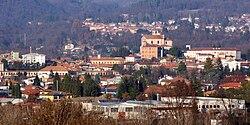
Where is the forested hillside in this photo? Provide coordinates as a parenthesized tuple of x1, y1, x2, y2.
(0, 0, 249, 57)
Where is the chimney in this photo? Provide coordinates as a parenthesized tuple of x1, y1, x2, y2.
(29, 46, 32, 53)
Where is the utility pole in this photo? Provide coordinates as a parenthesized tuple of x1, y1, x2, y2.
(57, 80, 58, 91)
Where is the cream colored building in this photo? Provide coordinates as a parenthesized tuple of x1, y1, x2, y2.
(90, 55, 125, 65)
(184, 48, 241, 61)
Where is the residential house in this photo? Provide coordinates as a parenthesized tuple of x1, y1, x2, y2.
(39, 90, 73, 101)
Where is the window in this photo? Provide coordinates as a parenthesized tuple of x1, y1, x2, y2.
(111, 108, 118, 112)
(206, 105, 209, 108)
(157, 41, 159, 44)
(134, 107, 142, 112)
(213, 105, 216, 108)
(125, 107, 133, 112)
(202, 105, 205, 108)
(217, 105, 220, 108)
(151, 41, 153, 44)
(210, 105, 213, 108)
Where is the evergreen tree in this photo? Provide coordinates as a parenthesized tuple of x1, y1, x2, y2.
(83, 74, 101, 96)
(214, 58, 224, 81)
(117, 76, 146, 99)
(49, 70, 54, 78)
(52, 73, 61, 91)
(117, 78, 128, 99)
(1, 58, 8, 70)
(204, 58, 214, 73)
(61, 74, 71, 92)
(94, 74, 100, 84)
(169, 46, 182, 57)
(177, 61, 187, 72)
(33, 75, 41, 86)
(223, 65, 231, 76)
(71, 77, 82, 97)
(12, 84, 21, 98)
(246, 68, 250, 76)
(189, 71, 202, 96)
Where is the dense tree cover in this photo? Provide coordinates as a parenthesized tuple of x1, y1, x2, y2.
(0, 0, 250, 57)
(117, 66, 176, 99)
(117, 76, 146, 99)
(52, 73, 83, 97)
(177, 61, 187, 76)
(211, 81, 250, 104)
(110, 47, 131, 57)
(168, 46, 182, 58)
(83, 74, 101, 96)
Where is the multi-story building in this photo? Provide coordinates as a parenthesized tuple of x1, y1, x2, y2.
(10, 51, 19, 60)
(89, 55, 125, 65)
(184, 47, 241, 61)
(0, 51, 19, 60)
(140, 34, 173, 59)
(22, 53, 46, 65)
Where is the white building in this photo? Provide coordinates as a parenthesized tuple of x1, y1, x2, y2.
(125, 55, 141, 62)
(65, 43, 74, 50)
(221, 59, 241, 71)
(0, 62, 4, 71)
(184, 47, 241, 61)
(22, 53, 46, 65)
(161, 97, 245, 112)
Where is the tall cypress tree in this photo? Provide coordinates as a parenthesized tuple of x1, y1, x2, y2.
(12, 84, 21, 98)
(83, 74, 101, 96)
(52, 72, 61, 91)
(33, 75, 40, 86)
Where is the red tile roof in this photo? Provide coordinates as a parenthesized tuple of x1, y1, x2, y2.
(40, 65, 68, 72)
(143, 35, 164, 39)
(144, 85, 168, 95)
(21, 85, 40, 95)
(219, 82, 241, 89)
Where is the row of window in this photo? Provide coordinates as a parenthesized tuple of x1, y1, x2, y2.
(199, 104, 235, 109)
(110, 107, 136, 112)
(92, 61, 123, 64)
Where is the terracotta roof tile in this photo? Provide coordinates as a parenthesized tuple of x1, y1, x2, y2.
(143, 35, 164, 39)
(40, 65, 68, 72)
